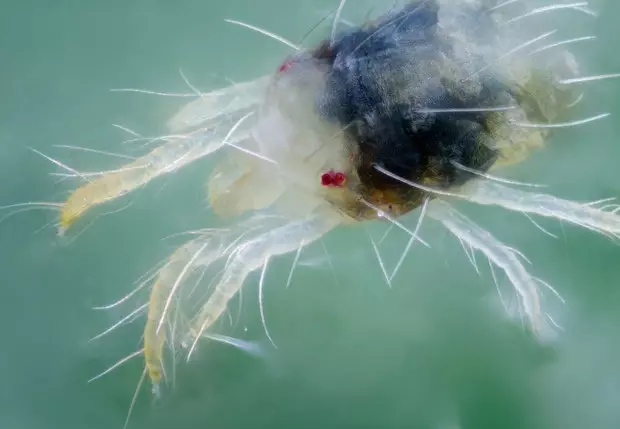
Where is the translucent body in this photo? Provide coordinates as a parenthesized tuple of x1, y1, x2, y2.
(19, 0, 620, 394)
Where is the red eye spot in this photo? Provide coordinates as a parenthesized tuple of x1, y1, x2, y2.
(321, 172, 333, 186)
(321, 170, 346, 187)
(278, 59, 295, 73)
(333, 172, 346, 186)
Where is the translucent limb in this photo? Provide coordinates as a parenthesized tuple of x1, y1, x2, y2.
(375, 164, 620, 240)
(59, 114, 254, 232)
(427, 200, 548, 335)
(462, 180, 620, 239)
(185, 209, 342, 359)
(142, 218, 271, 388)
(141, 207, 340, 388)
(166, 76, 270, 133)
(143, 235, 211, 388)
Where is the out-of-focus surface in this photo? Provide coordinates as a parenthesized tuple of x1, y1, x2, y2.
(1, 1, 620, 428)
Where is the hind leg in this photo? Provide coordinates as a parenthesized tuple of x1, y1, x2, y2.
(463, 180, 620, 239)
(427, 200, 551, 335)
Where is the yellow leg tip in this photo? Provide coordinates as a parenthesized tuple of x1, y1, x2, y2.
(59, 210, 77, 233)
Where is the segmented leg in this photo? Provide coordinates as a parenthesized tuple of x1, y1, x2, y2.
(143, 218, 271, 387)
(462, 180, 620, 239)
(167, 76, 270, 132)
(185, 210, 341, 358)
(427, 200, 548, 335)
(59, 114, 254, 232)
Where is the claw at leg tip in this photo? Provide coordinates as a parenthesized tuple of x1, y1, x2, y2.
(151, 383, 161, 398)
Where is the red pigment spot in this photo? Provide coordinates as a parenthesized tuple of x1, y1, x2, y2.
(321, 170, 346, 187)
(278, 58, 295, 73)
(321, 172, 332, 186)
(333, 172, 346, 186)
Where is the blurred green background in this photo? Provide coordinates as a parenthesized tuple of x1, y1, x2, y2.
(1, 1, 620, 428)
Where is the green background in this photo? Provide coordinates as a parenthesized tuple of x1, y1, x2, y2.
(1, 1, 620, 428)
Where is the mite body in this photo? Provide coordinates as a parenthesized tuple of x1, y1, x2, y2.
(11, 0, 620, 407)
